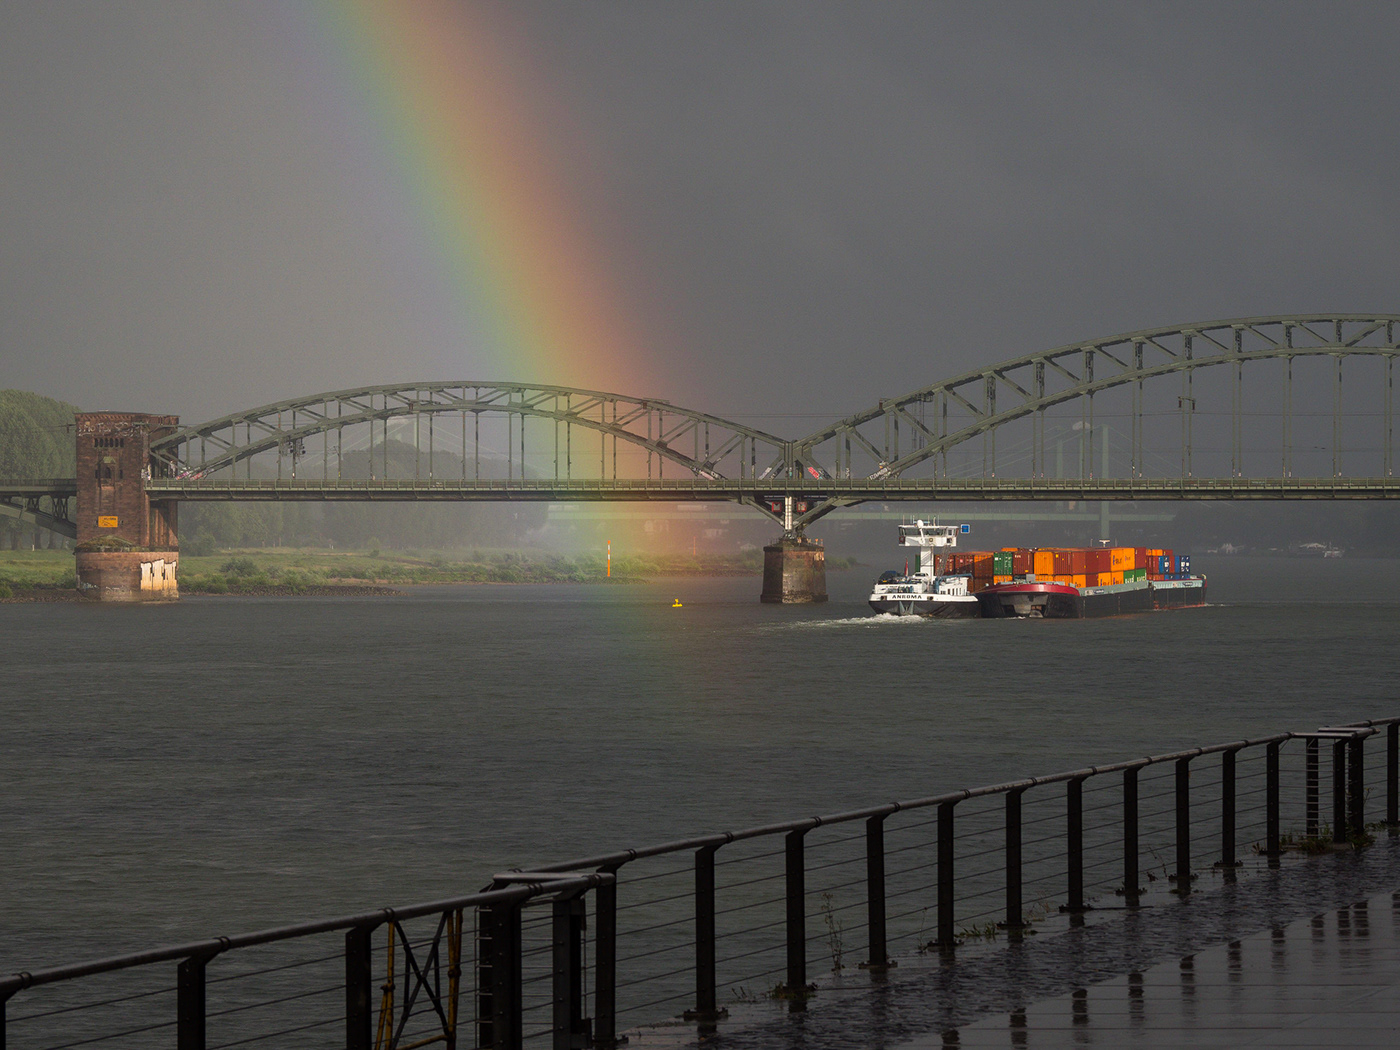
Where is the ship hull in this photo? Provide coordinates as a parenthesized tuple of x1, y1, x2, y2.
(976, 576, 1207, 618)
(976, 580, 1155, 619)
(868, 597, 982, 618)
(1148, 577, 1207, 609)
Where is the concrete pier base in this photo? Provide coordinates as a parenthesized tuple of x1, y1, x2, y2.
(75, 550, 179, 602)
(760, 536, 828, 604)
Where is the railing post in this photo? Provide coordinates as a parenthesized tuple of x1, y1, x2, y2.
(1306, 737, 1320, 838)
(1123, 767, 1140, 907)
(691, 845, 720, 1019)
(177, 955, 207, 1050)
(784, 827, 809, 997)
(1065, 778, 1086, 913)
(937, 801, 957, 947)
(1173, 757, 1192, 893)
(552, 896, 587, 1050)
(1388, 724, 1399, 828)
(865, 815, 890, 967)
(477, 899, 523, 1050)
(1266, 741, 1282, 856)
(1004, 789, 1024, 928)
(1348, 734, 1365, 840)
(593, 869, 618, 1048)
(1219, 748, 1239, 878)
(346, 925, 374, 1050)
(476, 907, 494, 1050)
(1333, 740, 1347, 846)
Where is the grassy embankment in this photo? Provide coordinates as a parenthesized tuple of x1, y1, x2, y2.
(0, 551, 76, 598)
(0, 549, 858, 597)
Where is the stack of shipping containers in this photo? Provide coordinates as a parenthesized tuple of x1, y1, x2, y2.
(942, 546, 1193, 592)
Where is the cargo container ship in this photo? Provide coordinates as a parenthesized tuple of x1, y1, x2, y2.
(968, 546, 1206, 618)
(866, 520, 982, 618)
(871, 526, 1206, 619)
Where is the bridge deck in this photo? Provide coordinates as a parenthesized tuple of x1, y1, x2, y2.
(140, 476, 1400, 501)
(0, 480, 77, 500)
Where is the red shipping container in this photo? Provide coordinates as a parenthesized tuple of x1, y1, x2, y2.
(1052, 550, 1074, 574)
(1088, 549, 1111, 574)
(1070, 550, 1089, 574)
(1012, 551, 1032, 574)
(1133, 547, 1149, 571)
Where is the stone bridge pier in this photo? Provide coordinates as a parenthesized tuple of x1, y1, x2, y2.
(759, 497, 829, 604)
(74, 413, 181, 601)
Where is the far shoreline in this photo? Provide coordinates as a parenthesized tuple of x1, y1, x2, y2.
(0, 548, 859, 602)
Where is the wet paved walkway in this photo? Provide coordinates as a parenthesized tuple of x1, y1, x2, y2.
(916, 890, 1400, 1047)
(634, 835, 1400, 1049)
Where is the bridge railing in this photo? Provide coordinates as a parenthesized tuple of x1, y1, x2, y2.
(4, 717, 1397, 1049)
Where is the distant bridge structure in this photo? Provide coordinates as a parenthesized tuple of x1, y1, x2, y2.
(2, 314, 1397, 598)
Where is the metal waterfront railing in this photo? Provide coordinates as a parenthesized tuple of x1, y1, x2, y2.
(4, 716, 1398, 1050)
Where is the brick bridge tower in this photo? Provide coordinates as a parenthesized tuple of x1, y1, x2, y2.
(74, 412, 181, 601)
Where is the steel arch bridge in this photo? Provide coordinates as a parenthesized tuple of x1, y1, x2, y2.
(6, 314, 1400, 540)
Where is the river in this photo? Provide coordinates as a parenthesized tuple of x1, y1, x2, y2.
(2, 555, 1397, 971)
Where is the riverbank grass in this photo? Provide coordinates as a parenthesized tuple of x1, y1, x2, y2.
(0, 548, 857, 596)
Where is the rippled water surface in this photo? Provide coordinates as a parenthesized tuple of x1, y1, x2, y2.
(2, 555, 1397, 969)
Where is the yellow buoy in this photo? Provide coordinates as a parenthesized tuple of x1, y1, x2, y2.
(672, 598, 683, 607)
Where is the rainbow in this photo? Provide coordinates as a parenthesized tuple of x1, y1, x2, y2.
(292, 0, 655, 389)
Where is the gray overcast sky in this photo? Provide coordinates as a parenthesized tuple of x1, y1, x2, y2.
(1, 1, 1397, 430)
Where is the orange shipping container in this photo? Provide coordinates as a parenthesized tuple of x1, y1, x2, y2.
(1110, 547, 1133, 572)
(1033, 550, 1055, 577)
(993, 574, 1013, 584)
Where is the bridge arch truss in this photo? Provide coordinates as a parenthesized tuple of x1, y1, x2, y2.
(152, 383, 790, 497)
(788, 315, 1399, 526)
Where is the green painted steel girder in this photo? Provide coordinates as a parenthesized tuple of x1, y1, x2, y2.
(149, 382, 789, 482)
(0, 480, 78, 501)
(793, 314, 1400, 477)
(0, 496, 77, 539)
(785, 314, 1400, 525)
(147, 476, 1400, 503)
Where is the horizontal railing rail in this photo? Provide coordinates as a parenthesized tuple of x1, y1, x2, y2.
(5, 718, 1396, 1050)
